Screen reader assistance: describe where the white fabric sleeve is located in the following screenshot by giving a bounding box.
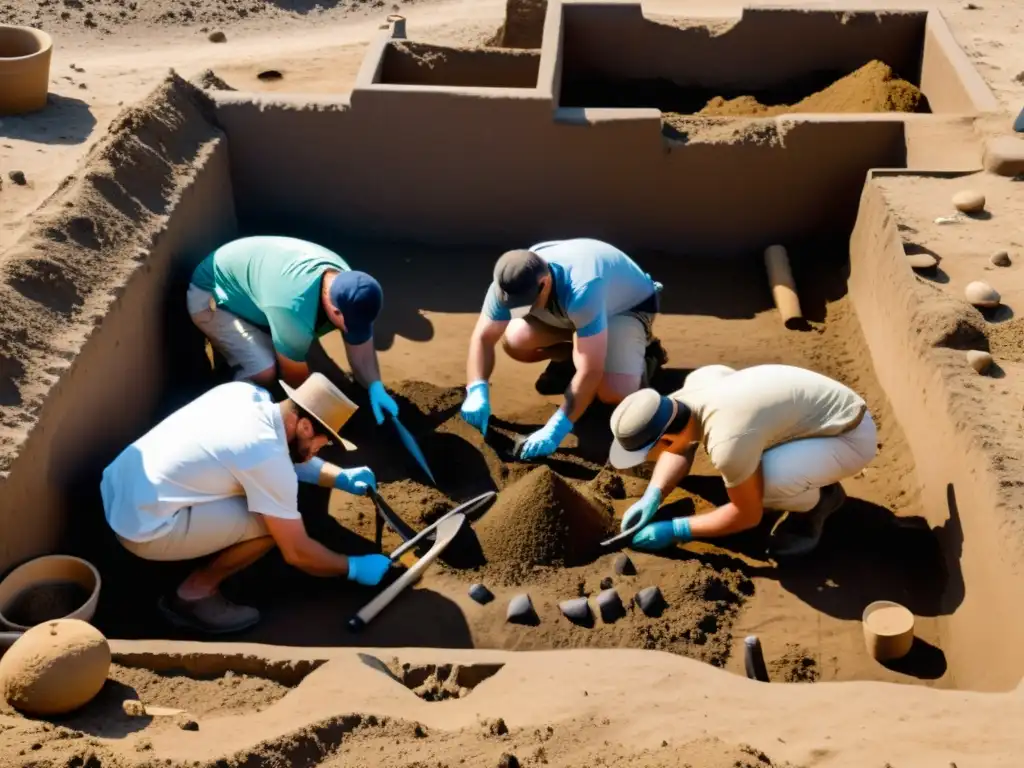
[237,456,301,520]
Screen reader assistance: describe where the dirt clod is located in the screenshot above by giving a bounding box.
[8,171,27,186]
[208,30,226,42]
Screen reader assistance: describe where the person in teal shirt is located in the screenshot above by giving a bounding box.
[187,236,399,425]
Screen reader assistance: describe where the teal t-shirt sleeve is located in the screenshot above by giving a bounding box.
[568,281,608,337]
[482,281,511,322]
[264,306,313,361]
[190,253,216,291]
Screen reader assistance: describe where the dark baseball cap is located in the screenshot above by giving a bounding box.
[493,249,548,318]
[328,270,382,345]
[608,389,690,469]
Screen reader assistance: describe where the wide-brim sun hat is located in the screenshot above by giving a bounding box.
[280,372,360,451]
[608,389,680,470]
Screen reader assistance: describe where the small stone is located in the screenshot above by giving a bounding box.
[951,189,985,214]
[506,593,538,625]
[634,586,668,617]
[965,280,1001,308]
[497,754,520,768]
[469,583,494,605]
[596,588,626,623]
[208,30,226,42]
[906,252,937,269]
[487,717,509,736]
[558,597,593,627]
[613,553,636,576]
[990,251,1011,267]
[983,136,1024,177]
[121,699,145,717]
[963,1,979,8]
[176,717,199,731]
[599,577,613,590]
[413,724,426,738]
[8,170,26,185]
[966,350,993,374]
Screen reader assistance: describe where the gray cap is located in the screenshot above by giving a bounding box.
[608,389,690,469]
[494,249,547,314]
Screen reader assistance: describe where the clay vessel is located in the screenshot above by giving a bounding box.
[0,25,52,116]
[0,554,101,631]
[862,600,915,662]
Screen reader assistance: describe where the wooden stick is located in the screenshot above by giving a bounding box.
[764,244,804,330]
[389,490,495,562]
[347,513,467,632]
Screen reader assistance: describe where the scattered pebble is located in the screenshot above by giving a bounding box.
[176,717,199,731]
[468,583,494,605]
[963,1,980,8]
[906,252,937,269]
[964,280,1001,308]
[8,170,27,186]
[558,597,593,627]
[486,717,509,736]
[966,350,993,374]
[596,588,625,623]
[634,586,668,617]
[599,577,613,590]
[498,754,520,768]
[990,251,1011,267]
[613,553,636,576]
[506,593,538,625]
[951,189,985,214]
[208,30,226,43]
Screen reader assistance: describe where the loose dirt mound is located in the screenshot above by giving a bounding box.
[2,581,90,626]
[475,466,614,582]
[699,60,924,117]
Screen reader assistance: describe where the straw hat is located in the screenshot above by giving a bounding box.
[280,372,359,451]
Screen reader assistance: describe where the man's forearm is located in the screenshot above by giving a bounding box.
[467,335,497,384]
[562,367,603,422]
[649,443,697,497]
[289,539,351,577]
[686,503,758,538]
[346,340,380,388]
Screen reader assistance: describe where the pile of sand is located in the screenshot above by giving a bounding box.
[699,60,924,117]
[474,466,614,583]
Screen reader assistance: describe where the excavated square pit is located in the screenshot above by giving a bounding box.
[0,1,1017,704]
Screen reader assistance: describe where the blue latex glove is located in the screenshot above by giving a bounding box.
[367,380,399,425]
[335,466,377,495]
[631,517,692,551]
[346,554,392,586]
[621,486,663,532]
[518,409,574,461]
[461,380,491,436]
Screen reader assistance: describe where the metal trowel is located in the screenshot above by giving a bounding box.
[386,412,436,485]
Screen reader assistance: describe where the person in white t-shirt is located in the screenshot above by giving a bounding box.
[606,364,878,558]
[101,372,392,634]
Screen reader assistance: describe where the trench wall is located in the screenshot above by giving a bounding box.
[0,74,236,574]
[381,42,540,88]
[215,91,906,253]
[848,177,1024,690]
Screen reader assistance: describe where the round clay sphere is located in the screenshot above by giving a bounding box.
[952,189,985,214]
[966,350,993,374]
[0,619,110,716]
[965,280,1001,308]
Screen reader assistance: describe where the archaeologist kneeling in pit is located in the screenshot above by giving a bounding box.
[460,239,667,460]
[187,235,400,426]
[100,373,392,634]
[607,364,878,558]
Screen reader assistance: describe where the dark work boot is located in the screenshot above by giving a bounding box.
[769,483,848,559]
[641,338,669,387]
[535,358,576,395]
[158,592,260,635]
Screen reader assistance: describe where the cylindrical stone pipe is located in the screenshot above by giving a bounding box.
[764,244,804,330]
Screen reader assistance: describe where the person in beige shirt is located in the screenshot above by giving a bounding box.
[607,364,878,557]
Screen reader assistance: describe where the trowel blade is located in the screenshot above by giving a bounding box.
[388,414,436,485]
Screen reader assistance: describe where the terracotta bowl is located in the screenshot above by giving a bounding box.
[0,555,101,632]
[0,25,53,116]
[862,599,915,662]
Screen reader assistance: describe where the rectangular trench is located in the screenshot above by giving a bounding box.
[0,8,1019,695]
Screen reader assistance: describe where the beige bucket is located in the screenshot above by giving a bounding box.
[0,25,53,116]
[0,555,101,632]
[862,599,915,662]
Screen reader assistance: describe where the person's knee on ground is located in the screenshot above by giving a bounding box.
[501,318,572,363]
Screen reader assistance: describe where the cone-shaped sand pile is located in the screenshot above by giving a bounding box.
[475,466,613,582]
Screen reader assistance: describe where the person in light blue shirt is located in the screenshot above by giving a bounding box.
[188,236,399,426]
[461,238,667,460]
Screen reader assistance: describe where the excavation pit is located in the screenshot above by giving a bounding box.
[0,0,1020,730]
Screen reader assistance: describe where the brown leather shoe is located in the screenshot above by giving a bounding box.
[158,592,260,635]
